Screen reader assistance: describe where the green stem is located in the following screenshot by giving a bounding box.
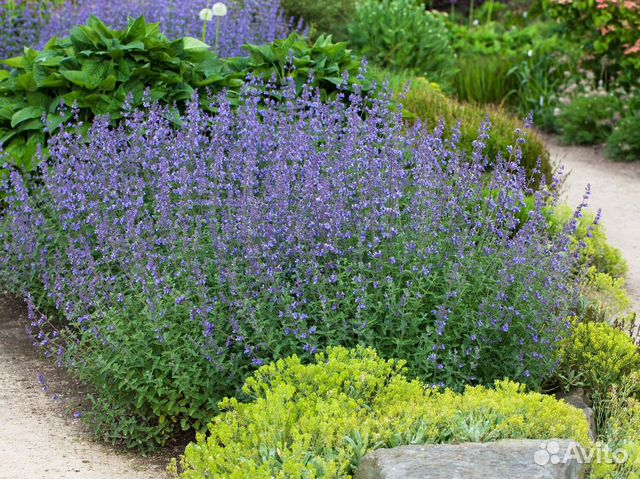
[202,22,208,43]
[215,16,221,54]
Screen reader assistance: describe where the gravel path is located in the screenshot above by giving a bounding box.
[547,136,640,314]
[0,295,171,479]
[0,135,638,479]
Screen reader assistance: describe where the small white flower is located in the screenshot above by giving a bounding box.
[472,19,479,26]
[527,49,533,57]
[523,11,529,18]
[212,2,228,16]
[199,8,214,21]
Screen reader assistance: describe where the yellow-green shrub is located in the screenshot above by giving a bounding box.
[400,77,553,186]
[172,347,590,479]
[591,377,640,479]
[547,205,628,279]
[557,321,640,431]
[580,267,633,324]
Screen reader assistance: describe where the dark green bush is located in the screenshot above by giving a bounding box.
[556,93,620,145]
[448,20,582,131]
[608,114,640,162]
[348,0,457,87]
[281,0,357,41]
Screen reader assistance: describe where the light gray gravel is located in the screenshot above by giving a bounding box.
[547,135,640,314]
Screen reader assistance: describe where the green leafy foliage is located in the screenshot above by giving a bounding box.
[543,0,640,80]
[348,0,457,88]
[240,32,364,98]
[547,205,628,278]
[555,320,640,432]
[172,347,591,478]
[0,16,222,171]
[608,113,640,162]
[397,76,552,185]
[0,16,365,174]
[281,0,357,41]
[449,20,583,131]
[555,93,620,145]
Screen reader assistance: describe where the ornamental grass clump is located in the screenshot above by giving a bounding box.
[1,80,580,449]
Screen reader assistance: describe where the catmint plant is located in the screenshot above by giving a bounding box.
[38,0,301,58]
[0,0,51,60]
[0,80,580,449]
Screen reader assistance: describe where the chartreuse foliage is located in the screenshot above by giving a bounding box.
[171,347,590,479]
[0,16,364,173]
[547,205,628,279]
[398,76,552,185]
[556,320,640,431]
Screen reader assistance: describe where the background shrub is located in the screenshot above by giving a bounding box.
[281,0,356,41]
[399,76,553,185]
[348,0,457,87]
[543,0,640,80]
[447,20,583,131]
[608,113,640,162]
[173,347,591,479]
[556,92,620,145]
[1,82,579,448]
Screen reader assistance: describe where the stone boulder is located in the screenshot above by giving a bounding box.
[557,388,597,440]
[355,439,587,479]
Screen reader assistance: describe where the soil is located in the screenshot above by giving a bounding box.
[0,135,638,479]
[0,294,173,479]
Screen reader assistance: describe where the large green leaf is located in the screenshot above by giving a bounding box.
[3,56,28,69]
[182,37,211,52]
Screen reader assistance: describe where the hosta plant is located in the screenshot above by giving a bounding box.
[39,0,300,58]
[0,15,364,175]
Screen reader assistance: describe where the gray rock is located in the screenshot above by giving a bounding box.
[557,388,597,440]
[355,439,587,479]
